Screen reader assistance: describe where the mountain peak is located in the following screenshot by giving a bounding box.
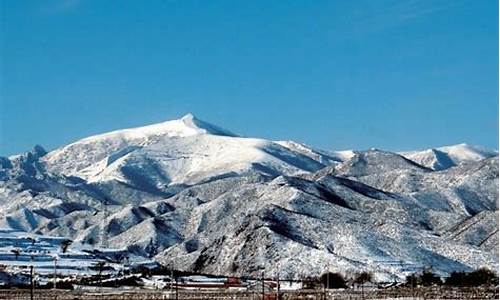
[42,114,238,176]
[175,113,237,137]
[68,113,237,144]
[178,112,203,130]
[181,113,196,121]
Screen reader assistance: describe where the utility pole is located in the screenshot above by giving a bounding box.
[173,262,178,300]
[175,274,179,300]
[53,255,57,290]
[170,265,173,295]
[99,263,103,294]
[276,262,280,300]
[30,265,34,300]
[261,271,265,300]
[323,263,330,300]
[101,199,109,248]
[323,276,325,300]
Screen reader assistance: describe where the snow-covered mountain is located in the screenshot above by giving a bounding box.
[42,114,333,188]
[400,143,498,171]
[0,114,497,281]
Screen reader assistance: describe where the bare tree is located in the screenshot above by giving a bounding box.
[354,271,373,285]
[354,271,373,297]
[10,248,20,260]
[93,261,107,288]
[60,239,73,253]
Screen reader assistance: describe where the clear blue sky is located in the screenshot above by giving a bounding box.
[1,0,498,156]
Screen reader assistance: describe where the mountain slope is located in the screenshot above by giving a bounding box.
[42,114,235,176]
[42,114,330,187]
[331,152,498,216]
[155,171,497,280]
[0,114,497,281]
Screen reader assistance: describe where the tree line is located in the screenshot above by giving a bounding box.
[309,267,498,289]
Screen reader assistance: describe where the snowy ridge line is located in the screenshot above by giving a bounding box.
[0,114,497,281]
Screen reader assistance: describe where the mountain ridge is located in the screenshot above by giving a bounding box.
[0,114,497,281]
[400,143,498,171]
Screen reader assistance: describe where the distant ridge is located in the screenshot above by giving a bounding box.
[400,143,498,170]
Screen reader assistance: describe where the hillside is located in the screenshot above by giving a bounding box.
[0,114,497,281]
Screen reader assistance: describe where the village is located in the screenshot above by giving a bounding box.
[0,229,497,299]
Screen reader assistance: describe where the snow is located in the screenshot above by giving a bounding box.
[0,228,104,276]
[43,115,329,186]
[439,143,497,160]
[72,113,234,143]
[42,113,235,176]
[400,143,498,170]
[0,114,497,282]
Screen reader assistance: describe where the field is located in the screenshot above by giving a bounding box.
[0,286,497,300]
